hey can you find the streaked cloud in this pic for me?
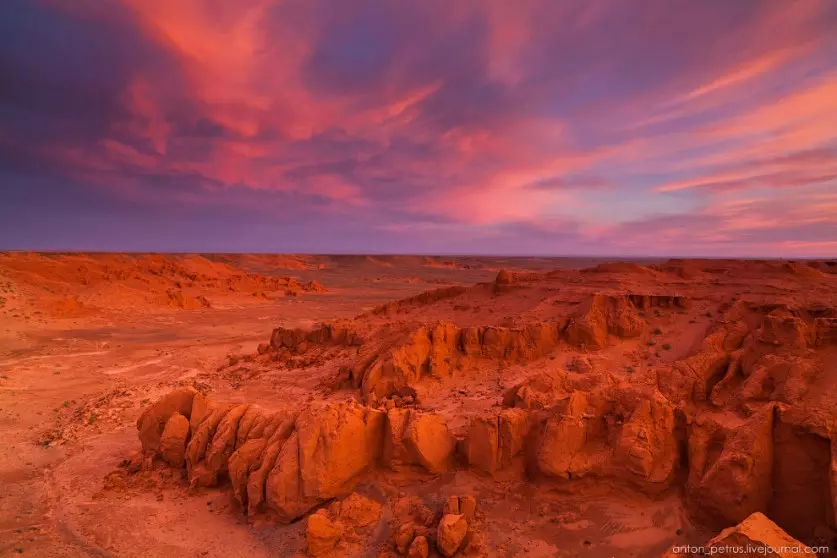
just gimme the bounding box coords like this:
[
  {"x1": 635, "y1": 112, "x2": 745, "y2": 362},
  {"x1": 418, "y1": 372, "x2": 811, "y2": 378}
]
[{"x1": 1, "y1": 0, "x2": 836, "y2": 255}]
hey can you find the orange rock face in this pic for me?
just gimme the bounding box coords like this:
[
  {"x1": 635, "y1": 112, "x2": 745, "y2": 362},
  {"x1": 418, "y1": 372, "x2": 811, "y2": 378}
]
[
  {"x1": 113, "y1": 257, "x2": 837, "y2": 556},
  {"x1": 705, "y1": 512, "x2": 814, "y2": 557},
  {"x1": 159, "y1": 412, "x2": 190, "y2": 468},
  {"x1": 137, "y1": 387, "x2": 197, "y2": 454},
  {"x1": 564, "y1": 294, "x2": 644, "y2": 350},
  {"x1": 687, "y1": 405, "x2": 775, "y2": 525},
  {"x1": 403, "y1": 412, "x2": 457, "y2": 473},
  {"x1": 535, "y1": 385, "x2": 678, "y2": 494},
  {"x1": 266, "y1": 402, "x2": 385, "y2": 521},
  {"x1": 436, "y1": 514, "x2": 468, "y2": 557}
]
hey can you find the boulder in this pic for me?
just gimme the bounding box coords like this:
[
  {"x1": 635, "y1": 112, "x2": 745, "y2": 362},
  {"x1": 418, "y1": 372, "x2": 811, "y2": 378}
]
[
  {"x1": 159, "y1": 412, "x2": 190, "y2": 468},
  {"x1": 705, "y1": 512, "x2": 813, "y2": 557},
  {"x1": 393, "y1": 522, "x2": 416, "y2": 554},
  {"x1": 331, "y1": 492, "x2": 381, "y2": 527},
  {"x1": 495, "y1": 269, "x2": 513, "y2": 285},
  {"x1": 137, "y1": 387, "x2": 197, "y2": 454},
  {"x1": 306, "y1": 511, "x2": 343, "y2": 557},
  {"x1": 404, "y1": 413, "x2": 457, "y2": 473},
  {"x1": 408, "y1": 535, "x2": 429, "y2": 558},
  {"x1": 437, "y1": 514, "x2": 468, "y2": 557}
]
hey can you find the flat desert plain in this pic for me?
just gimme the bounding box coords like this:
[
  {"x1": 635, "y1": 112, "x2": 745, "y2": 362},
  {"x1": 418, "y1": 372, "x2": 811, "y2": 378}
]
[{"x1": 2, "y1": 252, "x2": 837, "y2": 557}]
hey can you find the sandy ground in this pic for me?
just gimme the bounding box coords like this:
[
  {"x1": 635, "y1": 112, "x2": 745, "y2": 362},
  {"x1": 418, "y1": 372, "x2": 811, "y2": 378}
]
[{"x1": 2, "y1": 253, "x2": 836, "y2": 557}]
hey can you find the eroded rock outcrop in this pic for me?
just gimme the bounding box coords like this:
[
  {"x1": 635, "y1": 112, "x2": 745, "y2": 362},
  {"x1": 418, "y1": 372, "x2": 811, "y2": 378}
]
[
  {"x1": 658, "y1": 302, "x2": 750, "y2": 405},
  {"x1": 305, "y1": 492, "x2": 383, "y2": 557},
  {"x1": 356, "y1": 321, "x2": 563, "y2": 401},
  {"x1": 687, "y1": 405, "x2": 775, "y2": 526},
  {"x1": 535, "y1": 385, "x2": 679, "y2": 494},
  {"x1": 564, "y1": 294, "x2": 644, "y2": 350},
  {"x1": 503, "y1": 368, "x2": 615, "y2": 410},
  {"x1": 369, "y1": 285, "x2": 468, "y2": 316},
  {"x1": 266, "y1": 402, "x2": 385, "y2": 521},
  {"x1": 705, "y1": 307, "x2": 824, "y2": 410},
  {"x1": 137, "y1": 391, "x2": 385, "y2": 523},
  {"x1": 627, "y1": 293, "x2": 691, "y2": 309},
  {"x1": 462, "y1": 409, "x2": 530, "y2": 473},
  {"x1": 403, "y1": 412, "x2": 457, "y2": 473},
  {"x1": 705, "y1": 512, "x2": 814, "y2": 557},
  {"x1": 137, "y1": 387, "x2": 198, "y2": 454},
  {"x1": 269, "y1": 323, "x2": 362, "y2": 354},
  {"x1": 160, "y1": 412, "x2": 190, "y2": 468}
]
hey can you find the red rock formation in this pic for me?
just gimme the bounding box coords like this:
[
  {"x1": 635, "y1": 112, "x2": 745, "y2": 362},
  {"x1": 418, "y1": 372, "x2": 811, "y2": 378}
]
[
  {"x1": 535, "y1": 386, "x2": 679, "y2": 494},
  {"x1": 462, "y1": 409, "x2": 530, "y2": 473},
  {"x1": 265, "y1": 402, "x2": 385, "y2": 521},
  {"x1": 627, "y1": 293, "x2": 691, "y2": 309},
  {"x1": 269, "y1": 323, "x2": 362, "y2": 353},
  {"x1": 564, "y1": 294, "x2": 644, "y2": 350},
  {"x1": 368, "y1": 285, "x2": 468, "y2": 316},
  {"x1": 658, "y1": 303, "x2": 750, "y2": 405},
  {"x1": 403, "y1": 412, "x2": 457, "y2": 473},
  {"x1": 705, "y1": 512, "x2": 814, "y2": 557},
  {"x1": 357, "y1": 321, "x2": 563, "y2": 401},
  {"x1": 159, "y1": 412, "x2": 190, "y2": 468},
  {"x1": 137, "y1": 387, "x2": 198, "y2": 454},
  {"x1": 687, "y1": 405, "x2": 775, "y2": 526}
]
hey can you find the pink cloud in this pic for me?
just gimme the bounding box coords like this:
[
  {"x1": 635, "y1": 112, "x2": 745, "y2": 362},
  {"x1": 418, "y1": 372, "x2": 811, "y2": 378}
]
[{"x1": 4, "y1": 0, "x2": 836, "y2": 254}]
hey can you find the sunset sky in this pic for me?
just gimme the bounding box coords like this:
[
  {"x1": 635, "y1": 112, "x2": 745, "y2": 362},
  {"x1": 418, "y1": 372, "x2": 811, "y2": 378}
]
[{"x1": 2, "y1": 0, "x2": 837, "y2": 256}]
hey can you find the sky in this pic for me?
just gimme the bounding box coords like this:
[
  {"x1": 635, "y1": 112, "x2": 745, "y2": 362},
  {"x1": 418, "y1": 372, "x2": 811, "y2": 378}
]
[{"x1": 1, "y1": 0, "x2": 837, "y2": 257}]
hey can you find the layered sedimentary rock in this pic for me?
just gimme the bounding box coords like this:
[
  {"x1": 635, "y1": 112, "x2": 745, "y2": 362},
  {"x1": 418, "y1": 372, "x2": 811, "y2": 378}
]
[
  {"x1": 564, "y1": 294, "x2": 645, "y2": 350},
  {"x1": 627, "y1": 293, "x2": 691, "y2": 310},
  {"x1": 269, "y1": 323, "x2": 363, "y2": 353},
  {"x1": 355, "y1": 321, "x2": 564, "y2": 401},
  {"x1": 686, "y1": 405, "x2": 775, "y2": 525},
  {"x1": 704, "y1": 512, "x2": 813, "y2": 557},
  {"x1": 137, "y1": 387, "x2": 198, "y2": 454},
  {"x1": 462, "y1": 409, "x2": 530, "y2": 473},
  {"x1": 159, "y1": 412, "x2": 190, "y2": 468},
  {"x1": 265, "y1": 402, "x2": 385, "y2": 521},
  {"x1": 382, "y1": 408, "x2": 457, "y2": 473},
  {"x1": 535, "y1": 385, "x2": 679, "y2": 494},
  {"x1": 138, "y1": 392, "x2": 384, "y2": 522},
  {"x1": 369, "y1": 285, "x2": 468, "y2": 316}
]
